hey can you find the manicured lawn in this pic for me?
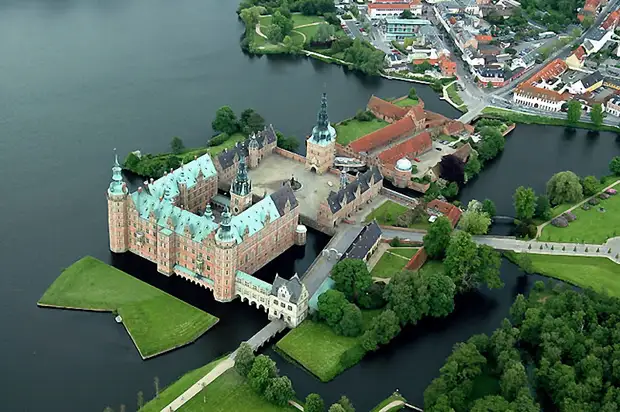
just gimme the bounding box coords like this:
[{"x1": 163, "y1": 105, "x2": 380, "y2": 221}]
[
  {"x1": 141, "y1": 357, "x2": 225, "y2": 412},
  {"x1": 446, "y1": 83, "x2": 464, "y2": 107},
  {"x1": 370, "y1": 393, "x2": 407, "y2": 412},
  {"x1": 394, "y1": 97, "x2": 419, "y2": 107},
  {"x1": 294, "y1": 22, "x2": 326, "y2": 42},
  {"x1": 291, "y1": 13, "x2": 324, "y2": 27},
  {"x1": 38, "y1": 257, "x2": 218, "y2": 358},
  {"x1": 364, "y1": 200, "x2": 409, "y2": 226},
  {"x1": 481, "y1": 107, "x2": 620, "y2": 132},
  {"x1": 335, "y1": 118, "x2": 389, "y2": 145},
  {"x1": 540, "y1": 191, "x2": 620, "y2": 244},
  {"x1": 276, "y1": 310, "x2": 380, "y2": 382},
  {"x1": 517, "y1": 254, "x2": 620, "y2": 297},
  {"x1": 418, "y1": 260, "x2": 445, "y2": 277},
  {"x1": 179, "y1": 369, "x2": 297, "y2": 412},
  {"x1": 371, "y1": 248, "x2": 418, "y2": 279}
]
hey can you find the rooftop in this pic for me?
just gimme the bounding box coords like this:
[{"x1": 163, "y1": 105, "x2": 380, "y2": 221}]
[
  {"x1": 341, "y1": 221, "x2": 382, "y2": 260},
  {"x1": 378, "y1": 132, "x2": 432, "y2": 165}
]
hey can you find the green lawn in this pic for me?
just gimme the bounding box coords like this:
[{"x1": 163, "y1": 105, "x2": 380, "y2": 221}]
[
  {"x1": 514, "y1": 254, "x2": 620, "y2": 297},
  {"x1": 394, "y1": 97, "x2": 419, "y2": 107},
  {"x1": 540, "y1": 190, "x2": 620, "y2": 244},
  {"x1": 259, "y1": 14, "x2": 324, "y2": 46},
  {"x1": 291, "y1": 13, "x2": 324, "y2": 27},
  {"x1": 38, "y1": 257, "x2": 218, "y2": 358},
  {"x1": 481, "y1": 107, "x2": 620, "y2": 132},
  {"x1": 179, "y1": 369, "x2": 297, "y2": 412},
  {"x1": 364, "y1": 200, "x2": 409, "y2": 226},
  {"x1": 335, "y1": 118, "x2": 389, "y2": 145},
  {"x1": 294, "y1": 22, "x2": 326, "y2": 41},
  {"x1": 141, "y1": 357, "x2": 225, "y2": 412},
  {"x1": 370, "y1": 393, "x2": 407, "y2": 412},
  {"x1": 371, "y1": 248, "x2": 419, "y2": 279},
  {"x1": 446, "y1": 83, "x2": 464, "y2": 107},
  {"x1": 276, "y1": 310, "x2": 380, "y2": 382}
]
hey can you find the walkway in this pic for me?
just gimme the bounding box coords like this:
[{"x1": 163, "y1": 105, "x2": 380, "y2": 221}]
[
  {"x1": 378, "y1": 400, "x2": 405, "y2": 412},
  {"x1": 536, "y1": 180, "x2": 620, "y2": 237},
  {"x1": 245, "y1": 319, "x2": 287, "y2": 351},
  {"x1": 160, "y1": 357, "x2": 235, "y2": 412}
]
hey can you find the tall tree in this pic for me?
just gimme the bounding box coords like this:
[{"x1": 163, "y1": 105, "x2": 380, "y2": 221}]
[
  {"x1": 330, "y1": 259, "x2": 372, "y2": 303},
  {"x1": 513, "y1": 186, "x2": 537, "y2": 221},
  {"x1": 464, "y1": 153, "x2": 482, "y2": 181},
  {"x1": 567, "y1": 100, "x2": 582, "y2": 124},
  {"x1": 423, "y1": 216, "x2": 453, "y2": 259},
  {"x1": 170, "y1": 136, "x2": 184, "y2": 155},
  {"x1": 248, "y1": 355, "x2": 278, "y2": 394},
  {"x1": 234, "y1": 342, "x2": 255, "y2": 377},
  {"x1": 546, "y1": 171, "x2": 583, "y2": 205},
  {"x1": 477, "y1": 127, "x2": 505, "y2": 162},
  {"x1": 361, "y1": 309, "x2": 401, "y2": 351},
  {"x1": 271, "y1": 10, "x2": 294, "y2": 35},
  {"x1": 317, "y1": 289, "x2": 348, "y2": 328},
  {"x1": 240, "y1": 109, "x2": 265, "y2": 134},
  {"x1": 581, "y1": 175, "x2": 599, "y2": 196},
  {"x1": 458, "y1": 201, "x2": 491, "y2": 235},
  {"x1": 336, "y1": 303, "x2": 364, "y2": 337},
  {"x1": 444, "y1": 232, "x2": 502, "y2": 292},
  {"x1": 424, "y1": 270, "x2": 457, "y2": 318},
  {"x1": 337, "y1": 396, "x2": 355, "y2": 412},
  {"x1": 240, "y1": 7, "x2": 261, "y2": 27},
  {"x1": 212, "y1": 106, "x2": 239, "y2": 134},
  {"x1": 610, "y1": 156, "x2": 620, "y2": 175},
  {"x1": 328, "y1": 404, "x2": 346, "y2": 412},
  {"x1": 500, "y1": 361, "x2": 528, "y2": 401},
  {"x1": 313, "y1": 23, "x2": 335, "y2": 43},
  {"x1": 384, "y1": 271, "x2": 425, "y2": 326},
  {"x1": 305, "y1": 393, "x2": 325, "y2": 412},
  {"x1": 266, "y1": 24, "x2": 284, "y2": 43},
  {"x1": 264, "y1": 376, "x2": 295, "y2": 406},
  {"x1": 534, "y1": 195, "x2": 551, "y2": 220},
  {"x1": 482, "y1": 199, "x2": 496, "y2": 217},
  {"x1": 590, "y1": 103, "x2": 604, "y2": 127}
]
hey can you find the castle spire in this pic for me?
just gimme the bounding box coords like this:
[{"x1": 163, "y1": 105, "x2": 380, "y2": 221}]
[
  {"x1": 108, "y1": 148, "x2": 126, "y2": 195},
  {"x1": 311, "y1": 93, "x2": 336, "y2": 143},
  {"x1": 340, "y1": 168, "x2": 348, "y2": 190},
  {"x1": 230, "y1": 156, "x2": 251, "y2": 196},
  {"x1": 216, "y1": 206, "x2": 235, "y2": 243}
]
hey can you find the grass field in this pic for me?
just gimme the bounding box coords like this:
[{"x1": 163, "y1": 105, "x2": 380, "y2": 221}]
[
  {"x1": 364, "y1": 200, "x2": 409, "y2": 226},
  {"x1": 259, "y1": 14, "x2": 324, "y2": 46},
  {"x1": 540, "y1": 190, "x2": 620, "y2": 244},
  {"x1": 38, "y1": 257, "x2": 218, "y2": 358},
  {"x1": 446, "y1": 83, "x2": 464, "y2": 107},
  {"x1": 371, "y1": 248, "x2": 418, "y2": 279},
  {"x1": 510, "y1": 254, "x2": 620, "y2": 297},
  {"x1": 370, "y1": 393, "x2": 407, "y2": 412},
  {"x1": 481, "y1": 107, "x2": 620, "y2": 132},
  {"x1": 335, "y1": 118, "x2": 389, "y2": 145},
  {"x1": 276, "y1": 310, "x2": 380, "y2": 382},
  {"x1": 141, "y1": 357, "x2": 225, "y2": 412},
  {"x1": 394, "y1": 97, "x2": 419, "y2": 107},
  {"x1": 178, "y1": 369, "x2": 298, "y2": 412}
]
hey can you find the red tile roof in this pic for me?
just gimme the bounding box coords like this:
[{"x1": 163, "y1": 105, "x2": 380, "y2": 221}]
[
  {"x1": 521, "y1": 58, "x2": 567, "y2": 87},
  {"x1": 602, "y1": 10, "x2": 620, "y2": 30},
  {"x1": 407, "y1": 104, "x2": 426, "y2": 122},
  {"x1": 515, "y1": 84, "x2": 568, "y2": 102},
  {"x1": 378, "y1": 132, "x2": 432, "y2": 165},
  {"x1": 349, "y1": 116, "x2": 418, "y2": 153},
  {"x1": 571, "y1": 45, "x2": 586, "y2": 61},
  {"x1": 475, "y1": 34, "x2": 493, "y2": 43},
  {"x1": 427, "y1": 199, "x2": 461, "y2": 227},
  {"x1": 367, "y1": 95, "x2": 409, "y2": 120},
  {"x1": 443, "y1": 120, "x2": 470, "y2": 135},
  {"x1": 368, "y1": 2, "x2": 412, "y2": 9}
]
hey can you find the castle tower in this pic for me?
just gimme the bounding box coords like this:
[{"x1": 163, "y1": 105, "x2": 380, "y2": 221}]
[
  {"x1": 107, "y1": 151, "x2": 129, "y2": 253},
  {"x1": 230, "y1": 156, "x2": 252, "y2": 215},
  {"x1": 248, "y1": 133, "x2": 260, "y2": 169},
  {"x1": 214, "y1": 207, "x2": 238, "y2": 302},
  {"x1": 295, "y1": 224, "x2": 307, "y2": 246},
  {"x1": 305, "y1": 93, "x2": 337, "y2": 175},
  {"x1": 339, "y1": 168, "x2": 348, "y2": 190}
]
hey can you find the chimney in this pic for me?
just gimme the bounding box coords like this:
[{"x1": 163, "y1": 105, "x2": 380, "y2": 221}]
[
  {"x1": 164, "y1": 171, "x2": 168, "y2": 176},
  {"x1": 138, "y1": 187, "x2": 143, "y2": 193},
  {"x1": 150, "y1": 178, "x2": 154, "y2": 183}
]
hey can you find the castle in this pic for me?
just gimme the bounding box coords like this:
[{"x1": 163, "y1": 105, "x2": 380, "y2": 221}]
[{"x1": 107, "y1": 129, "x2": 310, "y2": 327}]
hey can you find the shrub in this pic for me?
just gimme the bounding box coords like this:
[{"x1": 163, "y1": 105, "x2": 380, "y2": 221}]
[
  {"x1": 589, "y1": 198, "x2": 600, "y2": 205},
  {"x1": 599, "y1": 193, "x2": 610, "y2": 200},
  {"x1": 582, "y1": 204, "x2": 591, "y2": 210},
  {"x1": 551, "y1": 217, "x2": 569, "y2": 227},
  {"x1": 562, "y1": 212, "x2": 577, "y2": 221},
  {"x1": 209, "y1": 132, "x2": 230, "y2": 147},
  {"x1": 358, "y1": 282, "x2": 386, "y2": 310},
  {"x1": 389, "y1": 237, "x2": 401, "y2": 247},
  {"x1": 354, "y1": 110, "x2": 374, "y2": 122}
]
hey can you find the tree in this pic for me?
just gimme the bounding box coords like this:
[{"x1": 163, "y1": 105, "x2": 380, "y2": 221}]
[
  {"x1": 331, "y1": 259, "x2": 372, "y2": 303},
  {"x1": 154, "y1": 376, "x2": 160, "y2": 398},
  {"x1": 590, "y1": 103, "x2": 604, "y2": 127},
  {"x1": 423, "y1": 216, "x2": 453, "y2": 259},
  {"x1": 240, "y1": 109, "x2": 265, "y2": 134},
  {"x1": 279, "y1": 0, "x2": 291, "y2": 18},
  {"x1": 400, "y1": 9, "x2": 414, "y2": 18},
  {"x1": 240, "y1": 6, "x2": 261, "y2": 27},
  {"x1": 500, "y1": 361, "x2": 528, "y2": 401},
  {"x1": 408, "y1": 87, "x2": 417, "y2": 99},
  {"x1": 317, "y1": 289, "x2": 348, "y2": 328},
  {"x1": 336, "y1": 303, "x2": 363, "y2": 337},
  {"x1": 337, "y1": 396, "x2": 355, "y2": 412},
  {"x1": 264, "y1": 376, "x2": 295, "y2": 406},
  {"x1": 444, "y1": 232, "x2": 502, "y2": 292},
  {"x1": 248, "y1": 355, "x2": 278, "y2": 394},
  {"x1": 509, "y1": 294, "x2": 528, "y2": 325},
  {"x1": 610, "y1": 156, "x2": 620, "y2": 175},
  {"x1": 342, "y1": 39, "x2": 385, "y2": 75},
  {"x1": 477, "y1": 127, "x2": 505, "y2": 162},
  {"x1": 470, "y1": 396, "x2": 512, "y2": 412},
  {"x1": 361, "y1": 309, "x2": 401, "y2": 351},
  {"x1": 276, "y1": 131, "x2": 299, "y2": 151},
  {"x1": 212, "y1": 106, "x2": 239, "y2": 134},
  {"x1": 424, "y1": 270, "x2": 457, "y2": 318},
  {"x1": 513, "y1": 186, "x2": 537, "y2": 221},
  {"x1": 234, "y1": 342, "x2": 255, "y2": 377},
  {"x1": 546, "y1": 171, "x2": 583, "y2": 205},
  {"x1": 439, "y1": 155, "x2": 465, "y2": 183},
  {"x1": 582, "y1": 175, "x2": 599, "y2": 196},
  {"x1": 137, "y1": 391, "x2": 144, "y2": 410},
  {"x1": 482, "y1": 199, "x2": 496, "y2": 217},
  {"x1": 464, "y1": 153, "x2": 482, "y2": 181},
  {"x1": 328, "y1": 404, "x2": 346, "y2": 412},
  {"x1": 170, "y1": 136, "x2": 184, "y2": 155},
  {"x1": 266, "y1": 24, "x2": 284, "y2": 43},
  {"x1": 582, "y1": 15, "x2": 594, "y2": 28},
  {"x1": 442, "y1": 182, "x2": 460, "y2": 199},
  {"x1": 272, "y1": 11, "x2": 293, "y2": 35},
  {"x1": 567, "y1": 100, "x2": 582, "y2": 124},
  {"x1": 535, "y1": 195, "x2": 552, "y2": 220},
  {"x1": 313, "y1": 23, "x2": 335, "y2": 43},
  {"x1": 458, "y1": 201, "x2": 491, "y2": 235},
  {"x1": 424, "y1": 181, "x2": 441, "y2": 202},
  {"x1": 282, "y1": 35, "x2": 294, "y2": 53},
  {"x1": 305, "y1": 393, "x2": 325, "y2": 412},
  {"x1": 124, "y1": 152, "x2": 141, "y2": 171}
]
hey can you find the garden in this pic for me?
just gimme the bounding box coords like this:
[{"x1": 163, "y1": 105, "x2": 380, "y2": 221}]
[
  {"x1": 38, "y1": 256, "x2": 219, "y2": 358},
  {"x1": 370, "y1": 247, "x2": 419, "y2": 279},
  {"x1": 364, "y1": 200, "x2": 430, "y2": 230},
  {"x1": 334, "y1": 116, "x2": 388, "y2": 146}
]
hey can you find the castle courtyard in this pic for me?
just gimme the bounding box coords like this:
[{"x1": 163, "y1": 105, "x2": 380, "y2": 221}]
[{"x1": 248, "y1": 154, "x2": 341, "y2": 219}]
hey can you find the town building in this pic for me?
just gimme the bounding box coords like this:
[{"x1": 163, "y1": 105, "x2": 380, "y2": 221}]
[
  {"x1": 383, "y1": 18, "x2": 431, "y2": 40},
  {"x1": 566, "y1": 45, "x2": 587, "y2": 69},
  {"x1": 578, "y1": 0, "x2": 601, "y2": 22},
  {"x1": 568, "y1": 71, "x2": 604, "y2": 94},
  {"x1": 582, "y1": 28, "x2": 614, "y2": 56},
  {"x1": 439, "y1": 55, "x2": 457, "y2": 76},
  {"x1": 475, "y1": 66, "x2": 505, "y2": 87},
  {"x1": 602, "y1": 10, "x2": 620, "y2": 30},
  {"x1": 606, "y1": 96, "x2": 620, "y2": 116},
  {"x1": 305, "y1": 93, "x2": 337, "y2": 174},
  {"x1": 427, "y1": 199, "x2": 462, "y2": 227},
  {"x1": 368, "y1": 0, "x2": 422, "y2": 19},
  {"x1": 340, "y1": 220, "x2": 382, "y2": 265},
  {"x1": 268, "y1": 275, "x2": 309, "y2": 327},
  {"x1": 513, "y1": 85, "x2": 568, "y2": 112}
]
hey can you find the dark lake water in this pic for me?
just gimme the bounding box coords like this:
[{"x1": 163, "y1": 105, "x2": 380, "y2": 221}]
[{"x1": 1, "y1": 0, "x2": 618, "y2": 411}]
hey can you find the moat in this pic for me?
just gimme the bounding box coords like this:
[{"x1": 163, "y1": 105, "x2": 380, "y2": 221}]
[{"x1": 2, "y1": 1, "x2": 620, "y2": 411}]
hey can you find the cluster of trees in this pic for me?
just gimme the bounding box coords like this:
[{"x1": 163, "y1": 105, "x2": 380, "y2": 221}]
[
  {"x1": 238, "y1": 0, "x2": 334, "y2": 17},
  {"x1": 567, "y1": 100, "x2": 605, "y2": 127},
  {"x1": 211, "y1": 106, "x2": 265, "y2": 136},
  {"x1": 520, "y1": 0, "x2": 580, "y2": 29},
  {"x1": 275, "y1": 130, "x2": 300, "y2": 151},
  {"x1": 422, "y1": 179, "x2": 459, "y2": 202},
  {"x1": 342, "y1": 39, "x2": 385, "y2": 76},
  {"x1": 312, "y1": 23, "x2": 336, "y2": 44},
  {"x1": 426, "y1": 282, "x2": 620, "y2": 412},
  {"x1": 476, "y1": 126, "x2": 506, "y2": 163},
  {"x1": 458, "y1": 199, "x2": 494, "y2": 235},
  {"x1": 512, "y1": 185, "x2": 551, "y2": 238},
  {"x1": 610, "y1": 156, "x2": 620, "y2": 175},
  {"x1": 265, "y1": 9, "x2": 295, "y2": 44}
]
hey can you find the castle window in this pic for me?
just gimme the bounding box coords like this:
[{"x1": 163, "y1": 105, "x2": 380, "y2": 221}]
[
  {"x1": 287, "y1": 316, "x2": 291, "y2": 322},
  {"x1": 288, "y1": 305, "x2": 292, "y2": 311},
  {"x1": 280, "y1": 303, "x2": 285, "y2": 308}
]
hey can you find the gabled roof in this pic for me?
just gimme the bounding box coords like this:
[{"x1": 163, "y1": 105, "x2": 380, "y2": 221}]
[
  {"x1": 148, "y1": 154, "x2": 218, "y2": 202},
  {"x1": 341, "y1": 221, "x2": 382, "y2": 260},
  {"x1": 326, "y1": 167, "x2": 383, "y2": 213},
  {"x1": 269, "y1": 182, "x2": 299, "y2": 216},
  {"x1": 378, "y1": 132, "x2": 432, "y2": 165},
  {"x1": 348, "y1": 116, "x2": 418, "y2": 153},
  {"x1": 581, "y1": 71, "x2": 603, "y2": 89},
  {"x1": 217, "y1": 125, "x2": 277, "y2": 170},
  {"x1": 271, "y1": 274, "x2": 304, "y2": 304},
  {"x1": 367, "y1": 95, "x2": 410, "y2": 120},
  {"x1": 427, "y1": 199, "x2": 461, "y2": 227},
  {"x1": 444, "y1": 120, "x2": 472, "y2": 135},
  {"x1": 515, "y1": 85, "x2": 568, "y2": 102}
]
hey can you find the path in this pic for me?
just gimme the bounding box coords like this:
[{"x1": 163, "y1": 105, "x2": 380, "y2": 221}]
[
  {"x1": 255, "y1": 23, "x2": 267, "y2": 39},
  {"x1": 536, "y1": 180, "x2": 620, "y2": 237},
  {"x1": 441, "y1": 81, "x2": 465, "y2": 112},
  {"x1": 160, "y1": 357, "x2": 234, "y2": 412},
  {"x1": 378, "y1": 400, "x2": 405, "y2": 412}
]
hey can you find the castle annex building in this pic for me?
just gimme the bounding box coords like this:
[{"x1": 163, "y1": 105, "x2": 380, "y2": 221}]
[{"x1": 107, "y1": 145, "x2": 309, "y2": 327}]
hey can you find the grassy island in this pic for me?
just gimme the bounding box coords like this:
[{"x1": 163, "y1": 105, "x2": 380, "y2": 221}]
[
  {"x1": 38, "y1": 256, "x2": 218, "y2": 358},
  {"x1": 335, "y1": 118, "x2": 389, "y2": 145},
  {"x1": 370, "y1": 392, "x2": 407, "y2": 412}
]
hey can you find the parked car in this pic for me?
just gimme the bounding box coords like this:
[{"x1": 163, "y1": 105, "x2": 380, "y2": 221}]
[
  {"x1": 414, "y1": 158, "x2": 420, "y2": 162},
  {"x1": 436, "y1": 147, "x2": 442, "y2": 151}
]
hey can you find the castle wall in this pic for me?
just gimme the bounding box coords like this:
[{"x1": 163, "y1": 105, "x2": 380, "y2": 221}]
[
  {"x1": 305, "y1": 139, "x2": 335, "y2": 174},
  {"x1": 107, "y1": 194, "x2": 129, "y2": 253},
  {"x1": 274, "y1": 147, "x2": 306, "y2": 163}
]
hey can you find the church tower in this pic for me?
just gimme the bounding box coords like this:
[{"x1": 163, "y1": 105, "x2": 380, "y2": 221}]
[
  {"x1": 214, "y1": 207, "x2": 238, "y2": 302},
  {"x1": 107, "y1": 151, "x2": 129, "y2": 253},
  {"x1": 305, "y1": 93, "x2": 337, "y2": 175},
  {"x1": 248, "y1": 134, "x2": 260, "y2": 169},
  {"x1": 230, "y1": 156, "x2": 252, "y2": 215}
]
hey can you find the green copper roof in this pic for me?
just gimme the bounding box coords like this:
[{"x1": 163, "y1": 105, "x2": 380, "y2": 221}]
[
  {"x1": 148, "y1": 154, "x2": 217, "y2": 202},
  {"x1": 308, "y1": 93, "x2": 336, "y2": 146},
  {"x1": 108, "y1": 151, "x2": 127, "y2": 195},
  {"x1": 228, "y1": 195, "x2": 281, "y2": 243},
  {"x1": 175, "y1": 264, "x2": 214, "y2": 285},
  {"x1": 236, "y1": 270, "x2": 272, "y2": 291}
]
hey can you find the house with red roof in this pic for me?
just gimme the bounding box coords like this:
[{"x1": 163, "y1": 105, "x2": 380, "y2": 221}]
[
  {"x1": 377, "y1": 132, "x2": 432, "y2": 166},
  {"x1": 427, "y1": 199, "x2": 462, "y2": 228},
  {"x1": 442, "y1": 120, "x2": 474, "y2": 137},
  {"x1": 439, "y1": 55, "x2": 457, "y2": 77},
  {"x1": 578, "y1": 0, "x2": 601, "y2": 22},
  {"x1": 367, "y1": 95, "x2": 411, "y2": 123},
  {"x1": 566, "y1": 46, "x2": 587, "y2": 69},
  {"x1": 602, "y1": 10, "x2": 620, "y2": 30},
  {"x1": 349, "y1": 116, "x2": 420, "y2": 154}
]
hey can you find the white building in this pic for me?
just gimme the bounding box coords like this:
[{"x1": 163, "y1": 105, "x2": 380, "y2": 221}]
[
  {"x1": 513, "y1": 86, "x2": 567, "y2": 112},
  {"x1": 268, "y1": 274, "x2": 309, "y2": 327},
  {"x1": 582, "y1": 28, "x2": 614, "y2": 56},
  {"x1": 606, "y1": 97, "x2": 620, "y2": 117},
  {"x1": 368, "y1": 0, "x2": 422, "y2": 18}
]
